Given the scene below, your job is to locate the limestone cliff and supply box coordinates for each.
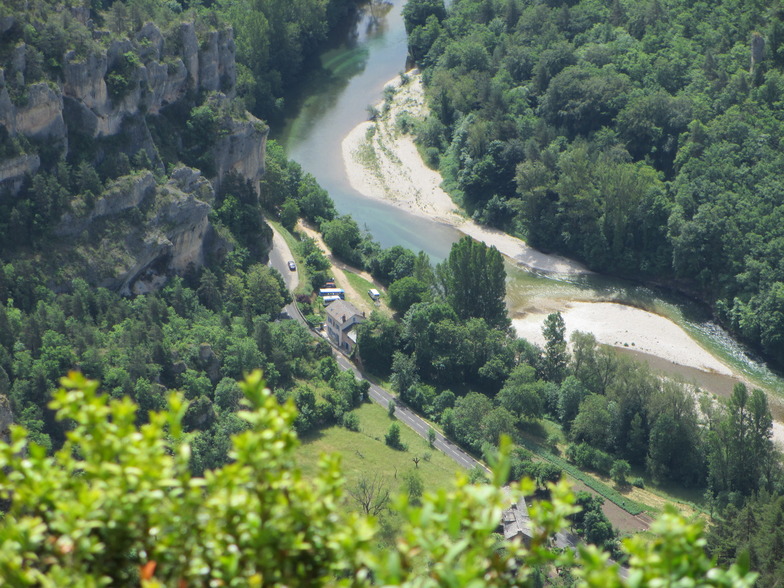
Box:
[0,14,270,292]
[0,394,12,445]
[56,167,226,296]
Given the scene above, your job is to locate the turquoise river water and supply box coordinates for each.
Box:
[276,0,784,402]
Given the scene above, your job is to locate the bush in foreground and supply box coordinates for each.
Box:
[0,372,757,586]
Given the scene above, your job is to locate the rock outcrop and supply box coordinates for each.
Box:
[0,17,269,293]
[0,394,12,445]
[0,153,40,194]
[55,167,228,296]
[1,19,262,194]
[214,114,267,194]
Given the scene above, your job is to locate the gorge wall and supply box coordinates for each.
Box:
[0,12,269,293]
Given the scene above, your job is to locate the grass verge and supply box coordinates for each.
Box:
[296,402,463,496]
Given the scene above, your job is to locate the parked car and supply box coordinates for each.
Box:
[287,261,296,271]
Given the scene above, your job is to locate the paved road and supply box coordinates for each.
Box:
[268,226,299,292]
[267,225,485,473]
[332,353,486,472]
[268,227,594,556]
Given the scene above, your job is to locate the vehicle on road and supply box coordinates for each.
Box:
[318,288,345,299]
[287,261,296,271]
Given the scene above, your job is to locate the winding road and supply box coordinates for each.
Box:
[267,225,485,472]
[268,224,587,554]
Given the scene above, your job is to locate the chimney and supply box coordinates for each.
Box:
[342,315,346,323]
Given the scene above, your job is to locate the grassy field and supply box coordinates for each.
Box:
[296,403,465,498]
[342,271,393,315]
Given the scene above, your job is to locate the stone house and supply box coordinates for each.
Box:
[325,300,365,353]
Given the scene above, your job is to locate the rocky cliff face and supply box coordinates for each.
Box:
[0,394,12,445]
[56,167,226,296]
[1,16,269,292]
[119,167,218,296]
[1,18,264,191]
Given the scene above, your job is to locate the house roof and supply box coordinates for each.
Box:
[325,299,363,324]
[501,496,532,542]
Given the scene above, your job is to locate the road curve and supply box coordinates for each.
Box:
[267,223,485,473]
[268,224,299,292]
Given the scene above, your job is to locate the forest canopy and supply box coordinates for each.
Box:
[405,0,784,366]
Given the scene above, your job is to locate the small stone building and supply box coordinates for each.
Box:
[325,300,365,353]
[499,495,533,547]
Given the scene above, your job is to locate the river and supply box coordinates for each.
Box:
[276,0,784,405]
[278,0,460,261]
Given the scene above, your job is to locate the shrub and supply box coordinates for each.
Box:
[385,422,406,450]
[611,459,631,486]
[106,51,141,99]
[342,411,360,432]
[566,442,614,475]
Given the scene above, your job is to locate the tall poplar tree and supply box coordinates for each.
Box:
[438,237,509,330]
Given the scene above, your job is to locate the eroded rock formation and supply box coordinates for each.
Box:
[0,18,269,292]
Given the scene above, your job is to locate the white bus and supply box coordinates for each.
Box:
[318,288,345,299]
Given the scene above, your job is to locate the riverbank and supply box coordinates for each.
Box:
[341,72,739,377]
[342,73,590,275]
[513,302,733,376]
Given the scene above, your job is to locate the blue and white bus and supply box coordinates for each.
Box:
[318,288,345,299]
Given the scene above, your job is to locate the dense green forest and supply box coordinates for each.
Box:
[1,0,783,583]
[0,0,368,471]
[404,0,784,366]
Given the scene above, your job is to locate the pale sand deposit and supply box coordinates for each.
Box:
[340,74,784,445]
[342,72,731,373]
[342,73,590,275]
[512,302,733,376]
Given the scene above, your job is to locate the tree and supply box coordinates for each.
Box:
[481,406,517,445]
[610,459,631,487]
[370,246,418,285]
[321,216,363,265]
[279,198,300,231]
[570,394,618,453]
[388,276,430,313]
[296,173,336,225]
[451,391,494,452]
[197,269,222,311]
[214,377,243,412]
[391,351,419,396]
[533,462,563,489]
[402,0,446,34]
[385,422,405,450]
[437,237,509,330]
[542,312,569,383]
[348,473,391,516]
[428,426,436,448]
[244,264,290,316]
[497,364,545,420]
[708,383,776,495]
[402,469,424,506]
[0,372,761,586]
[557,375,588,429]
[356,311,401,375]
